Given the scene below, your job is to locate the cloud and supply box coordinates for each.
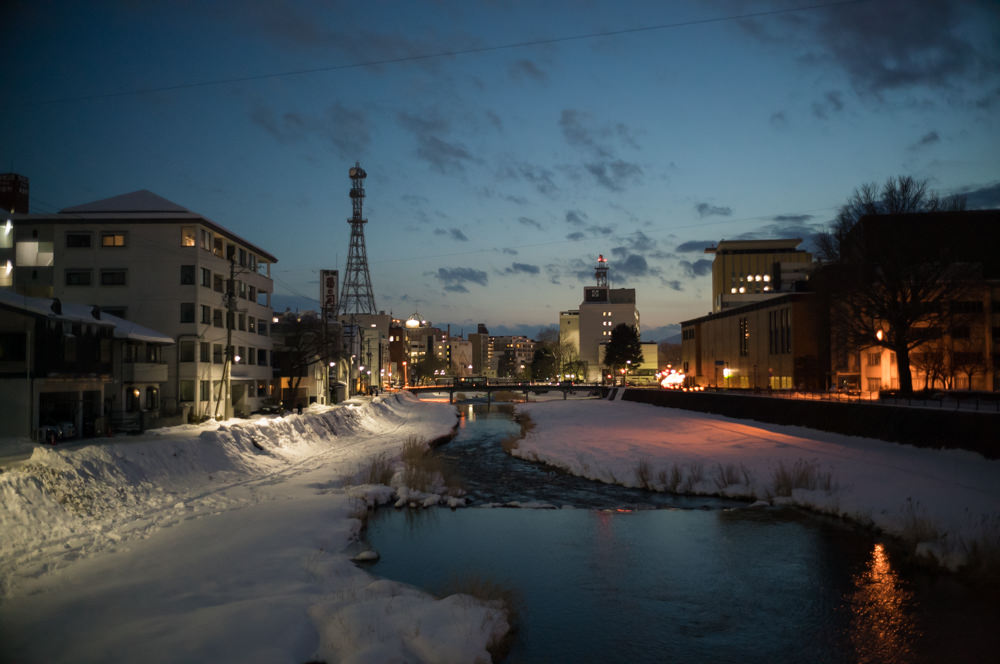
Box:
[449,228,469,241]
[559,109,643,191]
[744,1,1000,103]
[679,259,713,278]
[675,240,716,253]
[504,262,540,275]
[565,210,588,226]
[585,160,643,192]
[666,280,683,292]
[397,111,479,174]
[773,214,815,223]
[812,90,845,119]
[956,181,1000,209]
[695,202,732,218]
[509,59,547,82]
[586,224,614,236]
[250,102,370,157]
[502,247,518,255]
[518,216,543,230]
[514,163,558,196]
[435,267,488,292]
[909,130,941,150]
[566,231,585,241]
[769,111,789,129]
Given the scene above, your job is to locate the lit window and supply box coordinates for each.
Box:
[101,232,126,248]
[181,227,196,247]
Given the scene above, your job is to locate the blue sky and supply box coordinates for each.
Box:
[4,0,999,341]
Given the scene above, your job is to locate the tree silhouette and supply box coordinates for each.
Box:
[817,177,977,395]
[603,323,643,383]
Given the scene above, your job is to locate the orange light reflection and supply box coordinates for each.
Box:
[847,543,919,663]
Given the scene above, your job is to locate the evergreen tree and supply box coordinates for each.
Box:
[603,324,643,383]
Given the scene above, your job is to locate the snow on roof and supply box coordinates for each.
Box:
[0,289,114,327]
[60,190,191,214]
[101,312,175,344]
[0,290,172,343]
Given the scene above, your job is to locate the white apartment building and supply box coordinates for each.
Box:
[11,190,277,420]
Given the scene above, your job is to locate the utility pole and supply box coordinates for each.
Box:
[214,257,237,419]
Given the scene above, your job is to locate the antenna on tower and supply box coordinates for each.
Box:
[338,162,377,316]
[595,254,608,288]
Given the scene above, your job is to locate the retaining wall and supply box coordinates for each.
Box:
[622,389,999,459]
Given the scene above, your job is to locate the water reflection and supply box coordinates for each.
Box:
[848,543,919,663]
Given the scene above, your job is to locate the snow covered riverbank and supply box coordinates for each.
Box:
[0,393,508,664]
[514,398,1000,572]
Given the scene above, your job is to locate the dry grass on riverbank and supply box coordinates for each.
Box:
[501,413,535,454]
[401,437,464,496]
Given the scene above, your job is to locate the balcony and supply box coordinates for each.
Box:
[122,362,168,383]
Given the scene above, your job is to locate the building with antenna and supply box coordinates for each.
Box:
[6,190,278,423]
[560,254,640,382]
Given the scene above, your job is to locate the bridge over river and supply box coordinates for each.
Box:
[404,381,607,403]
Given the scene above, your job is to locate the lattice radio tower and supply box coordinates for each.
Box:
[338,162,377,316]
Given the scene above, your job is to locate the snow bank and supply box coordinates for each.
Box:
[514,399,1000,570]
[0,393,509,663]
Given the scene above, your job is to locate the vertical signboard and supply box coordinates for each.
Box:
[320,269,338,320]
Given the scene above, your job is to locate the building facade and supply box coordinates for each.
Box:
[560,255,640,382]
[9,190,278,419]
[705,238,813,312]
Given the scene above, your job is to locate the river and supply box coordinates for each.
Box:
[365,403,998,663]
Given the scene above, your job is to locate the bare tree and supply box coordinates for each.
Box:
[271,312,341,407]
[818,176,974,395]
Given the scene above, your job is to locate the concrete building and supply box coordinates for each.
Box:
[560,255,639,382]
[0,290,174,441]
[9,190,278,419]
[490,335,535,378]
[680,293,826,390]
[705,238,813,312]
[468,324,493,377]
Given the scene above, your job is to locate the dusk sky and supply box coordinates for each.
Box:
[4,0,999,340]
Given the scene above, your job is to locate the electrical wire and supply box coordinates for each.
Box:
[21,0,868,107]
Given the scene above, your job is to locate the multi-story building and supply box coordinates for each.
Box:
[10,189,278,419]
[490,335,535,378]
[705,238,813,312]
[468,323,493,377]
[0,290,175,442]
[560,255,639,382]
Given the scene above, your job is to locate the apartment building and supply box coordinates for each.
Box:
[10,190,278,419]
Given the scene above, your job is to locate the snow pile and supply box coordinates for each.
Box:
[0,393,509,663]
[514,399,1000,570]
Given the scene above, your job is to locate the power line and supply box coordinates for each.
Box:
[22,0,867,107]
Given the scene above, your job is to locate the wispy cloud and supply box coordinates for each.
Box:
[250,101,370,157]
[397,111,479,174]
[509,58,547,83]
[518,216,543,230]
[435,267,488,292]
[504,262,540,275]
[695,202,732,218]
[679,259,713,278]
[676,240,716,253]
[909,130,940,150]
[559,109,643,192]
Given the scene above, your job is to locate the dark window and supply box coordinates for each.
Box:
[65,269,92,286]
[213,309,223,328]
[65,232,92,248]
[180,265,195,285]
[201,267,211,287]
[0,332,27,361]
[213,344,223,364]
[201,305,211,324]
[100,269,127,286]
[257,348,267,365]
[952,326,971,340]
[179,340,195,362]
[213,237,224,257]
[146,386,159,410]
[180,303,195,323]
[200,380,210,401]
[226,244,236,260]
[200,341,210,362]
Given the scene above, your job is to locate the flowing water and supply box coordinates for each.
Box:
[364,403,999,663]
